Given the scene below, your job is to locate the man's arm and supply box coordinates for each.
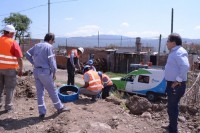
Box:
[48,46,57,80]
[70,51,75,68]
[17,57,23,76]
[175,51,190,82]
[25,47,35,65]
[12,41,23,76]
[77,58,81,70]
[80,73,90,88]
[81,82,89,88]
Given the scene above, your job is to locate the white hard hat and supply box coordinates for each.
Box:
[77,47,84,54]
[2,25,16,33]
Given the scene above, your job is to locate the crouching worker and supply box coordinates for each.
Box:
[25,33,70,119]
[98,71,113,99]
[79,65,103,102]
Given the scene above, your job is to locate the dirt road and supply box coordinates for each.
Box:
[0,59,199,133]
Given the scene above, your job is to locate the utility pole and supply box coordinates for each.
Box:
[120,36,122,47]
[171,8,174,33]
[66,38,68,48]
[157,34,162,66]
[65,38,68,55]
[48,0,50,33]
[98,31,99,47]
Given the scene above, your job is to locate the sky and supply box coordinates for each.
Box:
[0,0,200,39]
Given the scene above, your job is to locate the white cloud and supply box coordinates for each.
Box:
[121,22,129,27]
[65,17,73,21]
[66,25,100,37]
[195,25,200,30]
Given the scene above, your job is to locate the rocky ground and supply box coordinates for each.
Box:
[0,59,199,133]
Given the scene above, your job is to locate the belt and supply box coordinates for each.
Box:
[35,66,43,68]
[35,67,49,69]
[166,81,186,84]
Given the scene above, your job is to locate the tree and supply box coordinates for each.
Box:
[2,13,32,44]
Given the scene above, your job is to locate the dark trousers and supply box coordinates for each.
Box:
[67,59,75,85]
[166,81,186,133]
[102,86,112,99]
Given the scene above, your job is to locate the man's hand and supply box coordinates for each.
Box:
[171,81,181,88]
[18,68,23,77]
[72,64,75,68]
[53,74,56,81]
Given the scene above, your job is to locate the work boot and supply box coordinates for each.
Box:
[96,92,102,99]
[91,95,97,102]
[5,107,13,113]
[161,124,170,130]
[57,106,71,114]
[162,124,178,133]
[39,114,45,119]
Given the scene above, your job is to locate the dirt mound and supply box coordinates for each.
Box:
[126,95,152,115]
[15,76,36,98]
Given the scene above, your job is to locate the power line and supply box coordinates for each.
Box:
[0,4,47,17]
[0,0,79,17]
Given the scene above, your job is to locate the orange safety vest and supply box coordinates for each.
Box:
[0,36,18,69]
[67,49,80,58]
[86,70,103,91]
[102,74,113,86]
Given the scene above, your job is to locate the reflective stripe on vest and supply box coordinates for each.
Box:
[86,70,103,91]
[0,54,18,64]
[0,37,18,69]
[102,74,113,86]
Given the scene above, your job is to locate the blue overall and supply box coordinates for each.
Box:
[26,42,63,115]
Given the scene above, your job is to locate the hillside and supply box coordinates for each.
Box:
[55,35,200,52]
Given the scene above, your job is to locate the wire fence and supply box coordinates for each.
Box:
[180,71,200,107]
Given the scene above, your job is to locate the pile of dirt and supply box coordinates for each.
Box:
[15,75,36,98]
[126,95,166,115]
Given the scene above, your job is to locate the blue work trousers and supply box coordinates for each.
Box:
[166,81,186,133]
[33,68,63,115]
[0,69,17,111]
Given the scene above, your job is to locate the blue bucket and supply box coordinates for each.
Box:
[58,85,79,103]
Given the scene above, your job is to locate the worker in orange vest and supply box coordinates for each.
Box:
[0,25,23,112]
[79,65,103,102]
[66,47,84,85]
[98,71,113,99]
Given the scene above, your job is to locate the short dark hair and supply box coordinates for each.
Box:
[168,33,182,46]
[44,33,55,42]
[3,31,10,35]
[83,66,91,73]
